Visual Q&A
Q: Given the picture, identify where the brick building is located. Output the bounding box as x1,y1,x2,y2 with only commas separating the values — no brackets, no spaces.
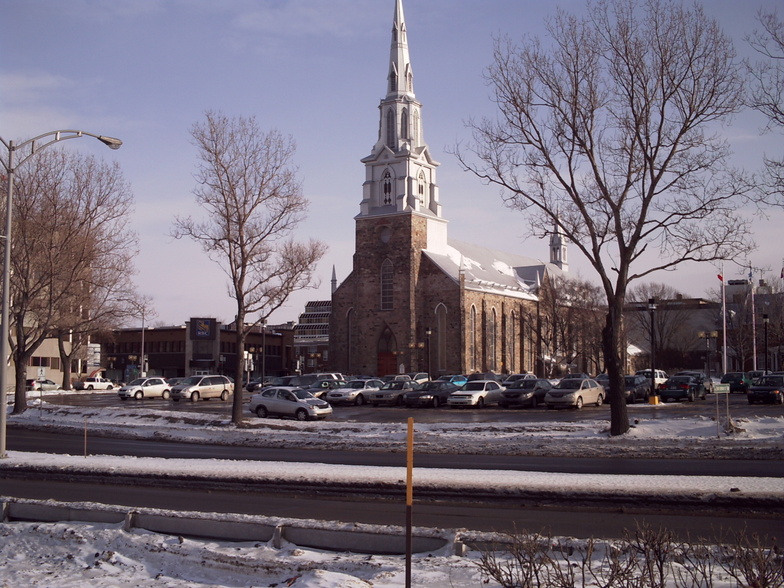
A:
329,0,566,378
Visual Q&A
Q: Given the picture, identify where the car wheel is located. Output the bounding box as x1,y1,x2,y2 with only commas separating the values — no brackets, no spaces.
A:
575,396,584,409
355,394,365,406
595,394,603,407
688,391,695,402
107,385,113,390
255,406,268,418
162,390,170,400
134,390,143,400
295,408,308,422
530,396,538,409
87,385,94,390
476,397,485,408
190,391,200,402
432,396,440,408
220,390,228,401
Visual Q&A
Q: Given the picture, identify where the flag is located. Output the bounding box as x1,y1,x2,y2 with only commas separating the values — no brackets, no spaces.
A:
717,274,723,282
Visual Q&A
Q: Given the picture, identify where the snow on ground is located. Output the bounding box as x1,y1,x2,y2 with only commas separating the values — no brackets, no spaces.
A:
1,401,783,586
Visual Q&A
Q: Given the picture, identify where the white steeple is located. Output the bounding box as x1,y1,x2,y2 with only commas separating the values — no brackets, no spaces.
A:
549,219,569,272
358,0,443,230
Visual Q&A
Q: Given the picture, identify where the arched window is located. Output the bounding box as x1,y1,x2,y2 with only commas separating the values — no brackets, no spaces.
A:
436,304,447,372
487,308,497,371
380,260,393,310
418,171,426,205
401,109,408,140
509,311,517,373
386,110,396,148
382,170,392,205
469,306,477,371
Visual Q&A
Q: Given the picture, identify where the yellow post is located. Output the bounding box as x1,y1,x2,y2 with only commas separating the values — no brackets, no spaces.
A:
405,417,413,588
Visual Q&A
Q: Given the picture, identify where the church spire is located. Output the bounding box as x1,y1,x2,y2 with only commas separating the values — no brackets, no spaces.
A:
388,0,413,99
359,0,443,224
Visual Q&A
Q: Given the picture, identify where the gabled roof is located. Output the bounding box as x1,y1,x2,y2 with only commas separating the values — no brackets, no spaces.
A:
423,238,565,301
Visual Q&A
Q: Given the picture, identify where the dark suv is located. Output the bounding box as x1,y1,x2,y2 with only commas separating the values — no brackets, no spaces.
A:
721,372,752,394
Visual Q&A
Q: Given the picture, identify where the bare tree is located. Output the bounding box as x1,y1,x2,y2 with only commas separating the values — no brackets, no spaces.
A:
456,0,754,435
174,111,327,425
8,149,136,410
747,9,784,198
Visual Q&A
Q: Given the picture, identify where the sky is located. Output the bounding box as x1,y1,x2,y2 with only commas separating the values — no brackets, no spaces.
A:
1,0,782,328
1,400,783,585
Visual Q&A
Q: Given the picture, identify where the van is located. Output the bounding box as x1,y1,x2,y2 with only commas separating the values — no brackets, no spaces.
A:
170,375,233,402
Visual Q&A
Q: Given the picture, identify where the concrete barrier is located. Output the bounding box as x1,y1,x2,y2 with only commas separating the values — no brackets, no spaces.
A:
1,497,453,556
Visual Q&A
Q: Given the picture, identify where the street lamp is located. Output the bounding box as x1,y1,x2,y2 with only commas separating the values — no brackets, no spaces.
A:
0,130,122,459
425,328,432,381
763,314,769,374
648,298,656,398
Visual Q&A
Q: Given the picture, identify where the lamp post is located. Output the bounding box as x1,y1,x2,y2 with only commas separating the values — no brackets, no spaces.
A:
763,314,769,374
425,328,432,381
0,130,121,459
648,298,656,398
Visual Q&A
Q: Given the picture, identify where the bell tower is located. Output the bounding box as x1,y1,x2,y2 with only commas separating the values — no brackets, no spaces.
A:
357,0,447,253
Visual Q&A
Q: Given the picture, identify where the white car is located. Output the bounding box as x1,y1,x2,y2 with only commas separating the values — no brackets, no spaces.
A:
74,377,115,391
326,379,384,406
118,377,171,400
170,375,233,402
249,386,332,421
447,380,505,408
635,369,668,388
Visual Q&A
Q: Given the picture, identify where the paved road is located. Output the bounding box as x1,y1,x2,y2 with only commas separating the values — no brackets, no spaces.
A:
7,427,784,477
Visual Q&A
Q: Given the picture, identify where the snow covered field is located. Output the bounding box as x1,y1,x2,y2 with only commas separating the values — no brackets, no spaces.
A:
1,402,782,586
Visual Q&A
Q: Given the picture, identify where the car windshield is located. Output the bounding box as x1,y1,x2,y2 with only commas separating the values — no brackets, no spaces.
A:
348,381,367,389
293,389,314,399
127,379,146,386
758,376,784,387
668,377,692,385
555,379,583,390
509,380,536,390
382,381,406,390
721,373,743,382
624,377,637,386
463,382,487,391
181,376,202,385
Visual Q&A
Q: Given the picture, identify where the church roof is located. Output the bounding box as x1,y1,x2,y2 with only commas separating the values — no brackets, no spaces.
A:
423,238,565,301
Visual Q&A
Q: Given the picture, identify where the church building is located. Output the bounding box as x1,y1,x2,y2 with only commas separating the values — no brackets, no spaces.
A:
329,0,567,378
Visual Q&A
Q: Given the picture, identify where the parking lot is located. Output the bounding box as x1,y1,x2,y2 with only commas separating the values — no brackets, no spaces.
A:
42,389,776,424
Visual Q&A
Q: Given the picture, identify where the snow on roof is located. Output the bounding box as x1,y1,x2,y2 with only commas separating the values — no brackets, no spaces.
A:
423,238,565,301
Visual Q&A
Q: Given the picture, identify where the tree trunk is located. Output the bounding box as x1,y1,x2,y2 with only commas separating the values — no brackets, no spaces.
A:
231,311,246,425
602,299,630,436
57,334,74,390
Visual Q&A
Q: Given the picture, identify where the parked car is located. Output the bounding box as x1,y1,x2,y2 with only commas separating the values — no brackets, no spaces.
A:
25,378,59,392
326,378,384,406
249,386,332,421
447,380,505,408
545,378,604,409
747,374,784,405
406,372,430,383
659,375,701,402
166,377,186,388
170,375,233,402
721,372,752,394
73,377,115,391
304,379,348,399
747,370,770,384
635,369,668,388
501,373,537,386
402,381,459,408
621,375,651,404
434,374,468,386
370,380,419,406
118,377,171,400
498,378,552,408
674,371,709,397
